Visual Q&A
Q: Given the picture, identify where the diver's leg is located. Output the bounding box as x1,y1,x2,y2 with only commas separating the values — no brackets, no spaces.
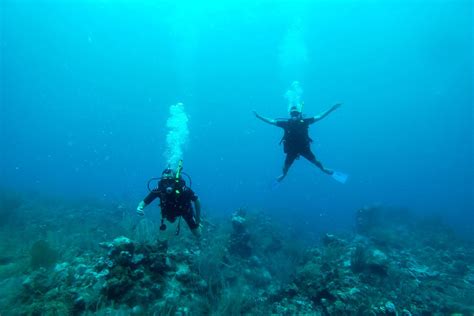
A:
182,210,201,238
277,152,298,182
302,148,333,175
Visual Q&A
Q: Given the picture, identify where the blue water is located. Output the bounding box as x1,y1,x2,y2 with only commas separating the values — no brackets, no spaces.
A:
1,0,472,236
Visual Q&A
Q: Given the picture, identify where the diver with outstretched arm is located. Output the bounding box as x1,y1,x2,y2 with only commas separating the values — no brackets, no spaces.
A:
312,103,341,122
253,111,278,125
253,103,342,182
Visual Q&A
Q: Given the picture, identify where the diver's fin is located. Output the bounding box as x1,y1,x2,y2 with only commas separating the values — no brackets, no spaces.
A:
332,171,348,184
271,179,281,191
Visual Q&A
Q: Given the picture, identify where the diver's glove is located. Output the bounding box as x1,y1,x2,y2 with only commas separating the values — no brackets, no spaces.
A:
136,201,146,216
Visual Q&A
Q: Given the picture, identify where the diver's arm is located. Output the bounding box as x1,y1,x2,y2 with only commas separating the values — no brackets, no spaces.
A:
136,200,146,216
253,110,277,126
313,103,342,123
136,191,159,216
194,198,202,224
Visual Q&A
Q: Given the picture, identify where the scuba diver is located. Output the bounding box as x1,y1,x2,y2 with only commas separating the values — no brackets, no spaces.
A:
253,103,342,182
136,161,202,237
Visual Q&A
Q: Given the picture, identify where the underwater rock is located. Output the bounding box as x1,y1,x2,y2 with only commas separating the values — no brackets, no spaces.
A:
96,236,175,305
91,271,109,295
113,236,133,248
54,262,69,273
231,212,247,234
132,253,145,265
249,255,262,267
350,246,389,276
96,256,114,270
322,233,345,247
53,262,71,283
99,236,134,254
371,301,400,316
73,296,86,313
175,263,192,283
229,211,252,258
103,276,134,300
131,305,144,315
401,308,412,316
262,269,272,283
116,250,133,266
22,268,55,294
333,287,362,303
243,267,272,287
366,249,389,276
407,262,440,279
99,241,113,249
74,263,88,275
328,300,346,314
273,296,317,315
21,276,34,292
385,301,397,315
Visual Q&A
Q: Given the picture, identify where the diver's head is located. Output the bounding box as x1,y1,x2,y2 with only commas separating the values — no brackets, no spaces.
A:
160,169,176,195
289,106,302,119
161,168,175,180
160,167,184,195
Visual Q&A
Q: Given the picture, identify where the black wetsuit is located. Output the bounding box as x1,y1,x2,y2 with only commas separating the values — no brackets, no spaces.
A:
277,117,322,172
143,181,199,230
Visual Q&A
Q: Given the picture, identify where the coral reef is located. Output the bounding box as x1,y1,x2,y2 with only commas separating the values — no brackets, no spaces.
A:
0,193,473,315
